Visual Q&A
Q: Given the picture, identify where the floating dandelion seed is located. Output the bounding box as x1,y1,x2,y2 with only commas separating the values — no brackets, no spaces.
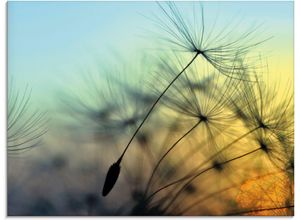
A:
150,2,270,77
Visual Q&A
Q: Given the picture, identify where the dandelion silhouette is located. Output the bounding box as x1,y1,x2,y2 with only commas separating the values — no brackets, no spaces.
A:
49,2,293,216
7,80,48,154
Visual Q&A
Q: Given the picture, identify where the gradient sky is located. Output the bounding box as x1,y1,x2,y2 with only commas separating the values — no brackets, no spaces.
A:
8,1,293,109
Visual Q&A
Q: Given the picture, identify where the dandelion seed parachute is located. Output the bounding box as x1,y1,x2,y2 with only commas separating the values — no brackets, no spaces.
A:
151,2,270,78
230,70,294,138
249,130,291,172
7,79,48,154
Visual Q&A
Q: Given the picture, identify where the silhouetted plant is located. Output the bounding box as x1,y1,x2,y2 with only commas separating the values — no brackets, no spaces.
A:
7,80,48,154
102,1,271,197
47,2,293,216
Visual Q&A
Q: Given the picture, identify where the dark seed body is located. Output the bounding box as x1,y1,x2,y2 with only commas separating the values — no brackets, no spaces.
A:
102,162,121,196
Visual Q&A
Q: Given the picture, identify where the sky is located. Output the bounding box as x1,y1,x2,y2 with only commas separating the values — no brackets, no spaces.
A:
8,1,293,109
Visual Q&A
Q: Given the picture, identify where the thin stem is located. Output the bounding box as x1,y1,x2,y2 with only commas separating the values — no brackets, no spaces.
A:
163,147,261,212
144,120,201,196
116,52,199,164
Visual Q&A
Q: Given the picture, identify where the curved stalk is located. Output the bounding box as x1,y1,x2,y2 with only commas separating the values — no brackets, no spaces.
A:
117,52,199,164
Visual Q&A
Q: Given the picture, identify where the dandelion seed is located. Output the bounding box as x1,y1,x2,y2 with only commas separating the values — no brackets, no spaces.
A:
230,70,293,140
212,160,224,172
150,2,270,77
102,161,121,197
7,79,48,154
251,130,290,171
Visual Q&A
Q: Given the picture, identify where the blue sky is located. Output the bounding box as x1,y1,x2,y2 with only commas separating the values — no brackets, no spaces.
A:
8,1,293,107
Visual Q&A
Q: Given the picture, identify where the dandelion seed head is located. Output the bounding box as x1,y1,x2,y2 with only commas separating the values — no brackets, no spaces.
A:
185,184,197,194
251,130,290,171
259,141,269,153
212,160,224,172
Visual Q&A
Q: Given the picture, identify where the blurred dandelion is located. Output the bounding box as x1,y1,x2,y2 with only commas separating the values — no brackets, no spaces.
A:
61,56,156,141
